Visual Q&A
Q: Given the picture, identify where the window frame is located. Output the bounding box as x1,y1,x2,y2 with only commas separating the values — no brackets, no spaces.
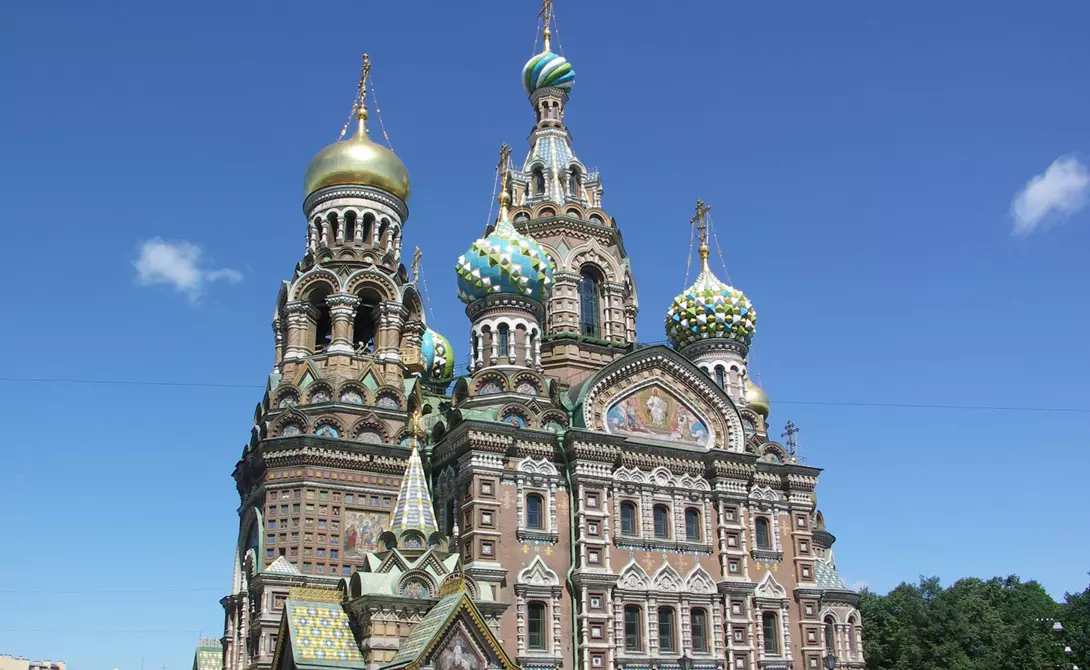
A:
620,501,638,536
657,606,676,653
653,504,671,539
684,507,702,541
525,492,545,530
691,607,709,653
623,605,643,652
527,601,548,651
578,269,602,337
755,516,772,550
763,611,781,656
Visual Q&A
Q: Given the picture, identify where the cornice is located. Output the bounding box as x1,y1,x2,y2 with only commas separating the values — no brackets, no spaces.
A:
303,185,408,221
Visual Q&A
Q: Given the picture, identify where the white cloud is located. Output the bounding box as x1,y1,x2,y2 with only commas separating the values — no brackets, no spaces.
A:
1011,155,1090,235
851,580,870,593
134,238,242,301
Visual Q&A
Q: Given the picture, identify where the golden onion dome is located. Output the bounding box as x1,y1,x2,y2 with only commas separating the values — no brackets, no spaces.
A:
303,113,410,202
745,380,771,418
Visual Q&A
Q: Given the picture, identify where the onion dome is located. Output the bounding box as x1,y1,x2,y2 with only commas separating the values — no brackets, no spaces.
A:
745,380,771,418
421,327,455,381
665,265,756,349
522,50,575,94
303,98,410,202
455,194,554,304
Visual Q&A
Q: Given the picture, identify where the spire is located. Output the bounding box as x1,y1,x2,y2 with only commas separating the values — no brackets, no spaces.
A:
540,0,554,53
389,408,439,537
691,199,712,274
495,143,516,235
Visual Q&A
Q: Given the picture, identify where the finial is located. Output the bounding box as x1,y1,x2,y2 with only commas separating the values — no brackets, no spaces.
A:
539,0,554,52
411,246,423,283
410,405,426,441
690,199,712,272
497,142,513,217
782,420,800,459
355,54,372,137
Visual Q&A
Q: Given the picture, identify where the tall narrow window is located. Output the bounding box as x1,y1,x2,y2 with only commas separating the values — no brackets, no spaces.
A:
498,324,510,357
344,211,356,243
715,366,725,389
569,167,581,198
755,517,771,550
657,607,676,653
763,612,780,656
824,616,836,653
446,500,455,534
624,605,643,651
620,501,637,536
528,602,547,650
533,167,546,195
685,508,702,541
848,616,857,653
653,505,670,539
578,269,601,337
691,608,709,653
526,493,544,529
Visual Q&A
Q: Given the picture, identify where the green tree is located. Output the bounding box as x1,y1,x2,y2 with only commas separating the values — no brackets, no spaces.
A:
1063,580,1090,669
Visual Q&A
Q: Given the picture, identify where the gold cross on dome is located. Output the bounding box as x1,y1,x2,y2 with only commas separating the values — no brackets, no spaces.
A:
411,246,423,282
358,53,371,104
539,0,553,20
690,199,711,246
497,142,512,190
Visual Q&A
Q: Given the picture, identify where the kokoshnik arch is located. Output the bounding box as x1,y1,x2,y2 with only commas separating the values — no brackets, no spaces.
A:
210,5,865,670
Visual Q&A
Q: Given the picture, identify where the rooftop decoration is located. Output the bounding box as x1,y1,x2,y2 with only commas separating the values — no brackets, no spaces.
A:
521,0,575,94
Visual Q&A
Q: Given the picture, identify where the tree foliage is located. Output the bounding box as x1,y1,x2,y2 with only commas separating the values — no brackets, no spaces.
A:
860,575,1088,670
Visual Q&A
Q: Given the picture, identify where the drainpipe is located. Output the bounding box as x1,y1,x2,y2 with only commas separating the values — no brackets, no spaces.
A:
558,421,581,670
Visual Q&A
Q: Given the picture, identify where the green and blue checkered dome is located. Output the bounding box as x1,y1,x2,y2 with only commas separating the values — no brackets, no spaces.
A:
522,50,575,94
455,219,554,304
421,327,455,381
666,267,756,349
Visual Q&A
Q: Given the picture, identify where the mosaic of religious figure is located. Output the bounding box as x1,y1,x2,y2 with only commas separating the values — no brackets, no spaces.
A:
435,631,482,670
344,511,388,557
605,386,711,446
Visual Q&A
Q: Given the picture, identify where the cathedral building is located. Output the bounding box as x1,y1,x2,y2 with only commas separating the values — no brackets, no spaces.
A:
214,6,864,670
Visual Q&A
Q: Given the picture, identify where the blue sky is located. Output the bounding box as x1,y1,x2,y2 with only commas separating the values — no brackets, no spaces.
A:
2,0,1089,668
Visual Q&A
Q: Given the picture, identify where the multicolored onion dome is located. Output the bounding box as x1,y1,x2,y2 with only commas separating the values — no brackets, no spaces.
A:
421,327,455,381
456,219,554,304
666,267,756,349
522,50,575,94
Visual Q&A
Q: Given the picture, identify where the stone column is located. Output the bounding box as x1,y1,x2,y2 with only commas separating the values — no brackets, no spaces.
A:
326,294,360,354
272,317,283,370
375,302,407,366
283,301,318,360
401,319,427,374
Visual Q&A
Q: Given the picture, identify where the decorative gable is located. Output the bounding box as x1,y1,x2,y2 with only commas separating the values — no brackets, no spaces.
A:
517,555,560,588
755,572,788,600
685,566,717,595
652,563,683,592
384,592,517,670
616,560,650,591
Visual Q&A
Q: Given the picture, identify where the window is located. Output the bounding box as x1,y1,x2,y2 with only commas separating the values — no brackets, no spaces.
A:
620,501,638,536
624,605,643,651
691,608,709,653
653,505,670,539
578,269,601,337
498,324,510,357
715,366,725,389
847,616,857,653
526,493,544,529
533,167,546,195
685,508,702,541
824,617,836,653
658,607,676,653
763,612,780,656
569,167,581,198
528,602,547,650
755,517,772,550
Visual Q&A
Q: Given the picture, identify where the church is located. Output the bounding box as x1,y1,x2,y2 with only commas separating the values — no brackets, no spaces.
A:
208,5,864,670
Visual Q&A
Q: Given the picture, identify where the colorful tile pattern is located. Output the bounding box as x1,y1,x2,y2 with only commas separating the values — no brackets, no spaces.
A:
522,51,575,93
193,639,221,670
286,601,365,667
390,444,439,537
421,328,455,381
666,268,756,348
456,219,554,304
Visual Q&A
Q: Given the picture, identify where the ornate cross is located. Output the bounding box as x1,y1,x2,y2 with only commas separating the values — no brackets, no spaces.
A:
358,53,371,106
539,0,554,51
782,420,800,456
497,142,512,191
691,199,711,246
411,246,423,282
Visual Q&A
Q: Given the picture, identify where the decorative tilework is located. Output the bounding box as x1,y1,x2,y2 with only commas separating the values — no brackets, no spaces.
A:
456,218,554,304
522,51,575,93
666,267,756,348
421,328,455,381
390,443,439,537
284,600,364,668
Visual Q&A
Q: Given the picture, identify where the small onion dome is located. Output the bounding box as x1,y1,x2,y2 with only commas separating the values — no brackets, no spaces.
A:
745,380,771,418
421,327,455,381
303,113,410,202
665,266,756,349
522,50,575,94
455,217,554,304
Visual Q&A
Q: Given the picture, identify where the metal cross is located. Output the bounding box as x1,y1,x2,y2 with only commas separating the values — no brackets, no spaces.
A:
691,199,711,245
539,0,553,20
497,142,512,191
411,246,423,282
358,53,371,104
782,420,800,456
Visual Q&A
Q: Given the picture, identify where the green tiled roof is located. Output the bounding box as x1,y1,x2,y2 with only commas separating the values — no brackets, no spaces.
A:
193,638,221,670
284,599,365,669
815,556,850,591
386,593,465,669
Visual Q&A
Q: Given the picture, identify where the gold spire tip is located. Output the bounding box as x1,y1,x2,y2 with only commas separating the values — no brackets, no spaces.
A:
355,53,372,135
539,0,554,52
690,199,712,270
497,143,513,215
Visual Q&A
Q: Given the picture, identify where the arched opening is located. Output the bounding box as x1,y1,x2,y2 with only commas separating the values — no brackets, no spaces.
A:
685,508,701,541
528,601,547,650
578,268,602,337
691,607,709,653
533,167,545,195
378,219,390,250
328,212,340,244
498,324,511,358
623,605,643,652
343,211,357,244
352,295,380,355
308,287,333,352
715,366,726,390
763,612,780,655
755,517,772,550
847,616,857,654
653,504,670,539
657,606,676,653
568,167,581,199
824,616,836,654
446,499,455,534
620,501,638,536
361,212,375,243
525,493,544,529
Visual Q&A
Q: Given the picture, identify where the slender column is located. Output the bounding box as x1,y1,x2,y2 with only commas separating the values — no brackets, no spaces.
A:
325,294,360,354
375,302,407,364
321,220,331,247
283,301,318,360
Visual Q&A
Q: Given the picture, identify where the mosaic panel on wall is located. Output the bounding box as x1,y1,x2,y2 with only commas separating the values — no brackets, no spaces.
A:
605,385,712,446
435,630,483,670
344,511,389,558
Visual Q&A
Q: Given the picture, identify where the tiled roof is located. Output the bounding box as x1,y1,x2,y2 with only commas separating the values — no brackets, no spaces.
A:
390,443,439,537
193,638,221,670
284,600,365,669
385,593,464,669
265,556,301,575
815,556,850,591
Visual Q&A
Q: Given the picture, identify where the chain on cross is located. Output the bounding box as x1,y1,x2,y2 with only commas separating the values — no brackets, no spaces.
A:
411,246,423,282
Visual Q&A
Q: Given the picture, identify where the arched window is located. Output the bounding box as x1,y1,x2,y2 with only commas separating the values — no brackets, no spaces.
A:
847,616,857,653
657,607,676,653
309,288,332,352
361,212,375,243
762,612,780,656
498,324,510,357
691,608,709,653
685,508,702,541
446,500,455,534
344,211,357,243
528,601,547,650
526,493,544,529
715,366,725,389
578,269,601,337
533,167,546,195
653,505,670,539
620,501,638,536
568,167,581,198
755,517,772,550
824,616,836,653
352,299,378,354
624,605,643,651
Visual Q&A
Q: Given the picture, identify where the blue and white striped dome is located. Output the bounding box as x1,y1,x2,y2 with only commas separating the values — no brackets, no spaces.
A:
522,51,575,94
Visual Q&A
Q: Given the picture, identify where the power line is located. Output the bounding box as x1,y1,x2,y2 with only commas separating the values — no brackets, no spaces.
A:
0,376,1087,414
